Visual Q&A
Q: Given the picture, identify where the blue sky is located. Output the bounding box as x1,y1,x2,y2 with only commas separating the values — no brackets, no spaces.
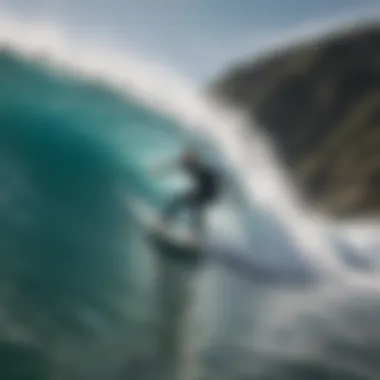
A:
3,0,380,81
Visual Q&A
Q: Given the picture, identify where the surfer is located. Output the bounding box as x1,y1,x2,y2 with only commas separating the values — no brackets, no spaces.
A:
154,148,221,235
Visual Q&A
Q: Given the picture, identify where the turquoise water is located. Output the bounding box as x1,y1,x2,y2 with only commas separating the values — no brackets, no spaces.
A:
0,48,191,345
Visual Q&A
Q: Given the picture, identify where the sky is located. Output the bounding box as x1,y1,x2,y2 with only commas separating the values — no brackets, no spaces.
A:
2,0,380,82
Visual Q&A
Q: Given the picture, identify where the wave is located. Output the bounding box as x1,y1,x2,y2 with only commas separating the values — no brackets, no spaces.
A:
1,12,380,380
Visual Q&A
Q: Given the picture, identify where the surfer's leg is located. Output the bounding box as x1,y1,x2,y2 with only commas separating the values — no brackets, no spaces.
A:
188,194,207,235
163,198,181,222
190,188,216,236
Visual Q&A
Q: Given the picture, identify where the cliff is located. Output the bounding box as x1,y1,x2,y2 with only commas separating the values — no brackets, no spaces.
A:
212,23,380,220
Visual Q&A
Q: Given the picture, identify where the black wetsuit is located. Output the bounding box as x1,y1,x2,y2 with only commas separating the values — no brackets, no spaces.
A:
163,163,220,230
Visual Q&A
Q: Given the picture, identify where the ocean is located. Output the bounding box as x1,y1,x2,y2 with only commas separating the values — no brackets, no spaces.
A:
1,15,380,380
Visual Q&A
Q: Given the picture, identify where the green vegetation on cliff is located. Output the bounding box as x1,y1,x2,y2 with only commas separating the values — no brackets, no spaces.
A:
213,23,380,219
